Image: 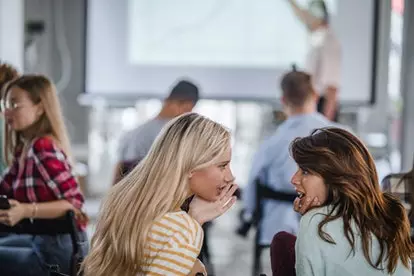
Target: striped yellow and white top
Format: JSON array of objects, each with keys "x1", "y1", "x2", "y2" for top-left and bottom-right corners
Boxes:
[{"x1": 142, "y1": 211, "x2": 204, "y2": 276}]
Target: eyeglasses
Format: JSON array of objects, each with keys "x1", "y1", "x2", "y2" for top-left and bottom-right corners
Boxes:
[{"x1": 0, "y1": 100, "x2": 23, "y2": 112}]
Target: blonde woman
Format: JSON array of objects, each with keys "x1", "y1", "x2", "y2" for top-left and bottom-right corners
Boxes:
[
  {"x1": 82, "y1": 113, "x2": 238, "y2": 276},
  {"x1": 0, "y1": 75, "x2": 87, "y2": 276}
]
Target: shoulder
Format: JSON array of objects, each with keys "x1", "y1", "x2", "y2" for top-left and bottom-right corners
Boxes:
[
  {"x1": 311, "y1": 116, "x2": 351, "y2": 133},
  {"x1": 29, "y1": 137, "x2": 69, "y2": 163},
  {"x1": 31, "y1": 136, "x2": 64, "y2": 156},
  {"x1": 124, "y1": 119, "x2": 165, "y2": 141},
  {"x1": 297, "y1": 206, "x2": 339, "y2": 251},
  {"x1": 32, "y1": 136, "x2": 55, "y2": 150},
  {"x1": 300, "y1": 206, "x2": 330, "y2": 230},
  {"x1": 153, "y1": 212, "x2": 203, "y2": 244}
]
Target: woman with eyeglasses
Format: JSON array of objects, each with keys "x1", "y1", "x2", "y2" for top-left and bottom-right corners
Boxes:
[{"x1": 0, "y1": 75, "x2": 88, "y2": 276}]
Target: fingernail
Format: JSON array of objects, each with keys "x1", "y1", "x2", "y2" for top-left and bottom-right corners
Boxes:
[
  {"x1": 313, "y1": 198, "x2": 318, "y2": 202},
  {"x1": 306, "y1": 197, "x2": 311, "y2": 202}
]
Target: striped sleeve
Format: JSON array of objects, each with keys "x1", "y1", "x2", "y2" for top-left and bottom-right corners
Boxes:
[{"x1": 143, "y1": 212, "x2": 204, "y2": 276}]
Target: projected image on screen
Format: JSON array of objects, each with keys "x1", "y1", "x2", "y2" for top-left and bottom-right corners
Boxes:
[
  {"x1": 86, "y1": 0, "x2": 375, "y2": 104},
  {"x1": 128, "y1": 0, "x2": 337, "y2": 68}
]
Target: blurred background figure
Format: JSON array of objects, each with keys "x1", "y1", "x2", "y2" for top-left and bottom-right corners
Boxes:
[
  {"x1": 0, "y1": 62, "x2": 19, "y2": 174},
  {"x1": 237, "y1": 70, "x2": 344, "y2": 275},
  {"x1": 112, "y1": 79, "x2": 199, "y2": 185},
  {"x1": 288, "y1": 0, "x2": 341, "y2": 121}
]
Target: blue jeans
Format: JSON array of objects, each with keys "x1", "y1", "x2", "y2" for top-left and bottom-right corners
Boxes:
[{"x1": 0, "y1": 232, "x2": 88, "y2": 276}]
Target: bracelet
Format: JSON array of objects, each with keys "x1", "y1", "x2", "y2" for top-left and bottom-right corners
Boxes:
[{"x1": 30, "y1": 202, "x2": 38, "y2": 223}]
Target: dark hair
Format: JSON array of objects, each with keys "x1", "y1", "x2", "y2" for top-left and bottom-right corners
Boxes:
[
  {"x1": 308, "y1": 0, "x2": 329, "y2": 24},
  {"x1": 290, "y1": 127, "x2": 412, "y2": 273},
  {"x1": 0, "y1": 62, "x2": 19, "y2": 96},
  {"x1": 166, "y1": 79, "x2": 199, "y2": 104},
  {"x1": 281, "y1": 71, "x2": 315, "y2": 107}
]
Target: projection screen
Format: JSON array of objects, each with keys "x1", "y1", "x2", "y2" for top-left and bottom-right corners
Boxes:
[{"x1": 85, "y1": 0, "x2": 378, "y2": 104}]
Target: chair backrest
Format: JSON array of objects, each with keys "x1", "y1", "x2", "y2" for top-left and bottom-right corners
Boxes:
[
  {"x1": 254, "y1": 179, "x2": 297, "y2": 223},
  {"x1": 121, "y1": 160, "x2": 140, "y2": 176},
  {"x1": 0, "y1": 210, "x2": 81, "y2": 276}
]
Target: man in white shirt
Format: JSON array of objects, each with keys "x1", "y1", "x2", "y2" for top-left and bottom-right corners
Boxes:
[{"x1": 288, "y1": 0, "x2": 341, "y2": 122}]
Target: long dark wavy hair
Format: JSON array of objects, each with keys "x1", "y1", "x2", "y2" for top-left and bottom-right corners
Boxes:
[{"x1": 290, "y1": 127, "x2": 412, "y2": 273}]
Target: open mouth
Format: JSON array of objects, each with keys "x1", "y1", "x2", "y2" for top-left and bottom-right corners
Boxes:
[{"x1": 297, "y1": 191, "x2": 305, "y2": 199}]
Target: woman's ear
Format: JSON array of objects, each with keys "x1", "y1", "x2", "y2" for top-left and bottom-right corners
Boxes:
[
  {"x1": 36, "y1": 102, "x2": 45, "y2": 118},
  {"x1": 188, "y1": 172, "x2": 193, "y2": 179}
]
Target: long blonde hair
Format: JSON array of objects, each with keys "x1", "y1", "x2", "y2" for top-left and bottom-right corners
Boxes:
[
  {"x1": 2, "y1": 75, "x2": 72, "y2": 164},
  {"x1": 82, "y1": 113, "x2": 231, "y2": 276}
]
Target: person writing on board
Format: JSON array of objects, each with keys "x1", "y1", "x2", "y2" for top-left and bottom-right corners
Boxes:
[{"x1": 287, "y1": 0, "x2": 341, "y2": 122}]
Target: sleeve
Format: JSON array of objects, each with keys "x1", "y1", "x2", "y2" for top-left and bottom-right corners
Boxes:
[
  {"x1": 146, "y1": 216, "x2": 204, "y2": 276},
  {"x1": 32, "y1": 138, "x2": 84, "y2": 209},
  {"x1": 320, "y1": 36, "x2": 341, "y2": 89},
  {"x1": 295, "y1": 213, "x2": 324, "y2": 276},
  {"x1": 243, "y1": 139, "x2": 272, "y2": 217}
]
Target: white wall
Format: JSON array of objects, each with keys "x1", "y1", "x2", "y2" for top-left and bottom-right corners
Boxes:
[
  {"x1": 24, "y1": 0, "x2": 88, "y2": 146},
  {"x1": 0, "y1": 0, "x2": 24, "y2": 71}
]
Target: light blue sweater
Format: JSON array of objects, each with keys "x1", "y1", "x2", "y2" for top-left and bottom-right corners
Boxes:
[{"x1": 295, "y1": 206, "x2": 411, "y2": 276}]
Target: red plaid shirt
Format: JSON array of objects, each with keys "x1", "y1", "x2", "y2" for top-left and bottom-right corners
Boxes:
[{"x1": 0, "y1": 137, "x2": 85, "y2": 224}]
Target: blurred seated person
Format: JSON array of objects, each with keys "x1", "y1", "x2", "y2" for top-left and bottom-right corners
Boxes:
[
  {"x1": 0, "y1": 62, "x2": 19, "y2": 174},
  {"x1": 238, "y1": 70, "x2": 342, "y2": 246},
  {"x1": 382, "y1": 155, "x2": 414, "y2": 240},
  {"x1": 0, "y1": 75, "x2": 88, "y2": 276},
  {"x1": 112, "y1": 79, "x2": 199, "y2": 185},
  {"x1": 271, "y1": 128, "x2": 412, "y2": 276}
]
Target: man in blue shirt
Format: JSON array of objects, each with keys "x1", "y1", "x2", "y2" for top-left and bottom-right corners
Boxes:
[{"x1": 241, "y1": 70, "x2": 343, "y2": 246}]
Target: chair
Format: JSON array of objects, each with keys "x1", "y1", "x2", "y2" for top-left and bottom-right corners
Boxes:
[
  {"x1": 112, "y1": 160, "x2": 140, "y2": 186},
  {"x1": 252, "y1": 180, "x2": 297, "y2": 276},
  {"x1": 0, "y1": 210, "x2": 83, "y2": 276}
]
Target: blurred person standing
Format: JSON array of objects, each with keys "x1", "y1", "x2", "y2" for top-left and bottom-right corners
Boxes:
[
  {"x1": 112, "y1": 79, "x2": 199, "y2": 185},
  {"x1": 288, "y1": 0, "x2": 341, "y2": 121},
  {"x1": 0, "y1": 62, "x2": 19, "y2": 173}
]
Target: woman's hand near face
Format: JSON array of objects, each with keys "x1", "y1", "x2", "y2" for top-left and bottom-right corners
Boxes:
[
  {"x1": 293, "y1": 196, "x2": 321, "y2": 215},
  {"x1": 189, "y1": 184, "x2": 238, "y2": 225}
]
